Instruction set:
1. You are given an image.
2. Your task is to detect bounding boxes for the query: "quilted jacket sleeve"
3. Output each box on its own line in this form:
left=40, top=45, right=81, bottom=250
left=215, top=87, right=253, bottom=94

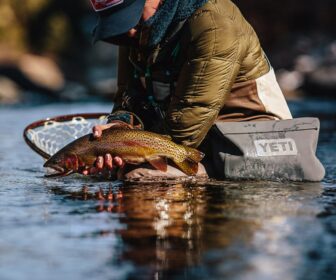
left=166, top=11, right=246, bottom=147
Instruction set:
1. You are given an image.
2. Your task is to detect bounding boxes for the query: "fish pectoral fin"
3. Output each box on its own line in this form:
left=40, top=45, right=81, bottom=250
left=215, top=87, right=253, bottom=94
left=147, top=157, right=168, bottom=172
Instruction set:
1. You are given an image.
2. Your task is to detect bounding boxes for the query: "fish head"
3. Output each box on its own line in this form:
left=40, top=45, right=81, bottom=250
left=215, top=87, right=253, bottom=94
left=44, top=152, right=79, bottom=177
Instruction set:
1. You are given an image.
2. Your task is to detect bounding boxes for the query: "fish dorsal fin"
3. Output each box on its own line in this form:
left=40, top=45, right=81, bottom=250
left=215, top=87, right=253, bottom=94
left=147, top=157, right=168, bottom=172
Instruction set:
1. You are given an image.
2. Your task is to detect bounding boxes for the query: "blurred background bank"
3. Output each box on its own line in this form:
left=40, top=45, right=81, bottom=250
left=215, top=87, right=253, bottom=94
left=0, top=0, right=335, bottom=105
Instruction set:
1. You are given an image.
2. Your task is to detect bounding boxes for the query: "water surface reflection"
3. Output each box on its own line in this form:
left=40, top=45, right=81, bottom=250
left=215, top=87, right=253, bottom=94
left=47, top=180, right=325, bottom=279
left=1, top=102, right=335, bottom=280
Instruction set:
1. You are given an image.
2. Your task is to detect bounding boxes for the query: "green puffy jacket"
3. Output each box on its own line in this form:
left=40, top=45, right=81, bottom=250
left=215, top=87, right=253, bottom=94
left=114, top=0, right=292, bottom=147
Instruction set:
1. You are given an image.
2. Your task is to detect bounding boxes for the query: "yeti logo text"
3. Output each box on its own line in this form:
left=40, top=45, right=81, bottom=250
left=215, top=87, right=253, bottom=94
left=254, top=139, right=298, bottom=156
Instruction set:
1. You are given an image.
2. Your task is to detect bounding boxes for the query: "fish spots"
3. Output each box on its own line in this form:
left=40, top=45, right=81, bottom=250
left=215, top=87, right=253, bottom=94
left=45, top=128, right=203, bottom=176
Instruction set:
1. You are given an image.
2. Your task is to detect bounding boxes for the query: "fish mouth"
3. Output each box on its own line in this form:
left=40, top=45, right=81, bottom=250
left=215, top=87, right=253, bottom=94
left=43, top=163, right=71, bottom=178
left=43, top=162, right=64, bottom=172
left=44, top=169, right=74, bottom=178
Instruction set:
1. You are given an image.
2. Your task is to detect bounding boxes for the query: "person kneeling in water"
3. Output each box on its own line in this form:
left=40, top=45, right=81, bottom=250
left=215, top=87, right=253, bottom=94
left=84, top=0, right=324, bottom=181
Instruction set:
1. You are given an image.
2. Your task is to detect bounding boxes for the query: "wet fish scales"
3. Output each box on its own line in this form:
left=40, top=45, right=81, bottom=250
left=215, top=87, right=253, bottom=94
left=44, top=128, right=204, bottom=177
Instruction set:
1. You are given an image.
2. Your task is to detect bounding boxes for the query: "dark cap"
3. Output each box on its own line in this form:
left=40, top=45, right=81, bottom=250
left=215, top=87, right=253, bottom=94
left=91, top=0, right=146, bottom=42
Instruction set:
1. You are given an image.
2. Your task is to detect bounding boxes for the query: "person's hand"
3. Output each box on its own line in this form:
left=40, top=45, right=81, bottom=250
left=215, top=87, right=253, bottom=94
left=80, top=122, right=127, bottom=177
left=92, top=121, right=132, bottom=138
left=81, top=154, right=124, bottom=177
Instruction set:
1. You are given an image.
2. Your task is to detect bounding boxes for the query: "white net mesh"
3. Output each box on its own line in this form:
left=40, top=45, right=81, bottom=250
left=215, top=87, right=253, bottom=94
left=25, top=114, right=108, bottom=158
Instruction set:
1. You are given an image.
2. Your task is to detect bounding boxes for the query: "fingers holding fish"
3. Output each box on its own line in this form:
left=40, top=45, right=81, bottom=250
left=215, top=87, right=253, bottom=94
left=92, top=121, right=133, bottom=139
left=104, top=154, right=113, bottom=169
left=81, top=168, right=89, bottom=176
left=113, top=156, right=123, bottom=167
left=79, top=166, right=96, bottom=175
left=101, top=154, right=124, bottom=170
left=92, top=125, right=107, bottom=138
left=80, top=154, right=124, bottom=178
left=96, top=156, right=104, bottom=170
left=78, top=156, right=103, bottom=176
left=44, top=129, right=204, bottom=178
left=92, top=124, right=115, bottom=138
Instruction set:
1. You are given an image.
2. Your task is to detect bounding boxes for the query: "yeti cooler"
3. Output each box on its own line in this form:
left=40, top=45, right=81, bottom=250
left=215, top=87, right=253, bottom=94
left=210, top=118, right=325, bottom=181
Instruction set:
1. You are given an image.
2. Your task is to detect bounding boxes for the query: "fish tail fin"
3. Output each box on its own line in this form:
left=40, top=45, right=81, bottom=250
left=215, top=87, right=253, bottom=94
left=174, top=158, right=199, bottom=176
left=184, top=146, right=204, bottom=163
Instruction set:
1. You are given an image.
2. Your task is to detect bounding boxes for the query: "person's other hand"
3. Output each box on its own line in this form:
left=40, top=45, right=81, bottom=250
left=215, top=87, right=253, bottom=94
left=80, top=122, right=127, bottom=177
left=92, top=121, right=131, bottom=138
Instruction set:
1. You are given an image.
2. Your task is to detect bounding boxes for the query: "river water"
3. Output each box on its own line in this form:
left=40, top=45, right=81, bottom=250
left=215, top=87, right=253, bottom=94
left=0, top=100, right=335, bottom=280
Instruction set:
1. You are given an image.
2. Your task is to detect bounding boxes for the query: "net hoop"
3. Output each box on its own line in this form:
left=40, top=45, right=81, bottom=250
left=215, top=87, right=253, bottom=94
left=23, top=113, right=109, bottom=159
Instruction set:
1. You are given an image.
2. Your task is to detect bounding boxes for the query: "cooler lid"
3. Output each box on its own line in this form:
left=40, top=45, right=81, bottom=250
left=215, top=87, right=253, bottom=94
left=215, top=117, right=320, bottom=135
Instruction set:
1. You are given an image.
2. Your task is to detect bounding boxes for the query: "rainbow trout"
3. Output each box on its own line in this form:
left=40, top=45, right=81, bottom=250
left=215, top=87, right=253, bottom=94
left=44, top=128, right=204, bottom=177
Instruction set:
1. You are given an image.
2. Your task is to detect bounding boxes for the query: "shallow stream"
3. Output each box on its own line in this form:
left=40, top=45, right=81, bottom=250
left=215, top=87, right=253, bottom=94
left=0, top=100, right=335, bottom=280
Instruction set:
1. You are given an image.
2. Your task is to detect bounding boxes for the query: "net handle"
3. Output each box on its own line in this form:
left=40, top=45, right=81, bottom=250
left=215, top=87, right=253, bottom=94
left=23, top=112, right=109, bottom=159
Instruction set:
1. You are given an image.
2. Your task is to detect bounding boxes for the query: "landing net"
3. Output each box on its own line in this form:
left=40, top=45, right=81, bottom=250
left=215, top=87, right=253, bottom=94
left=23, top=113, right=109, bottom=159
